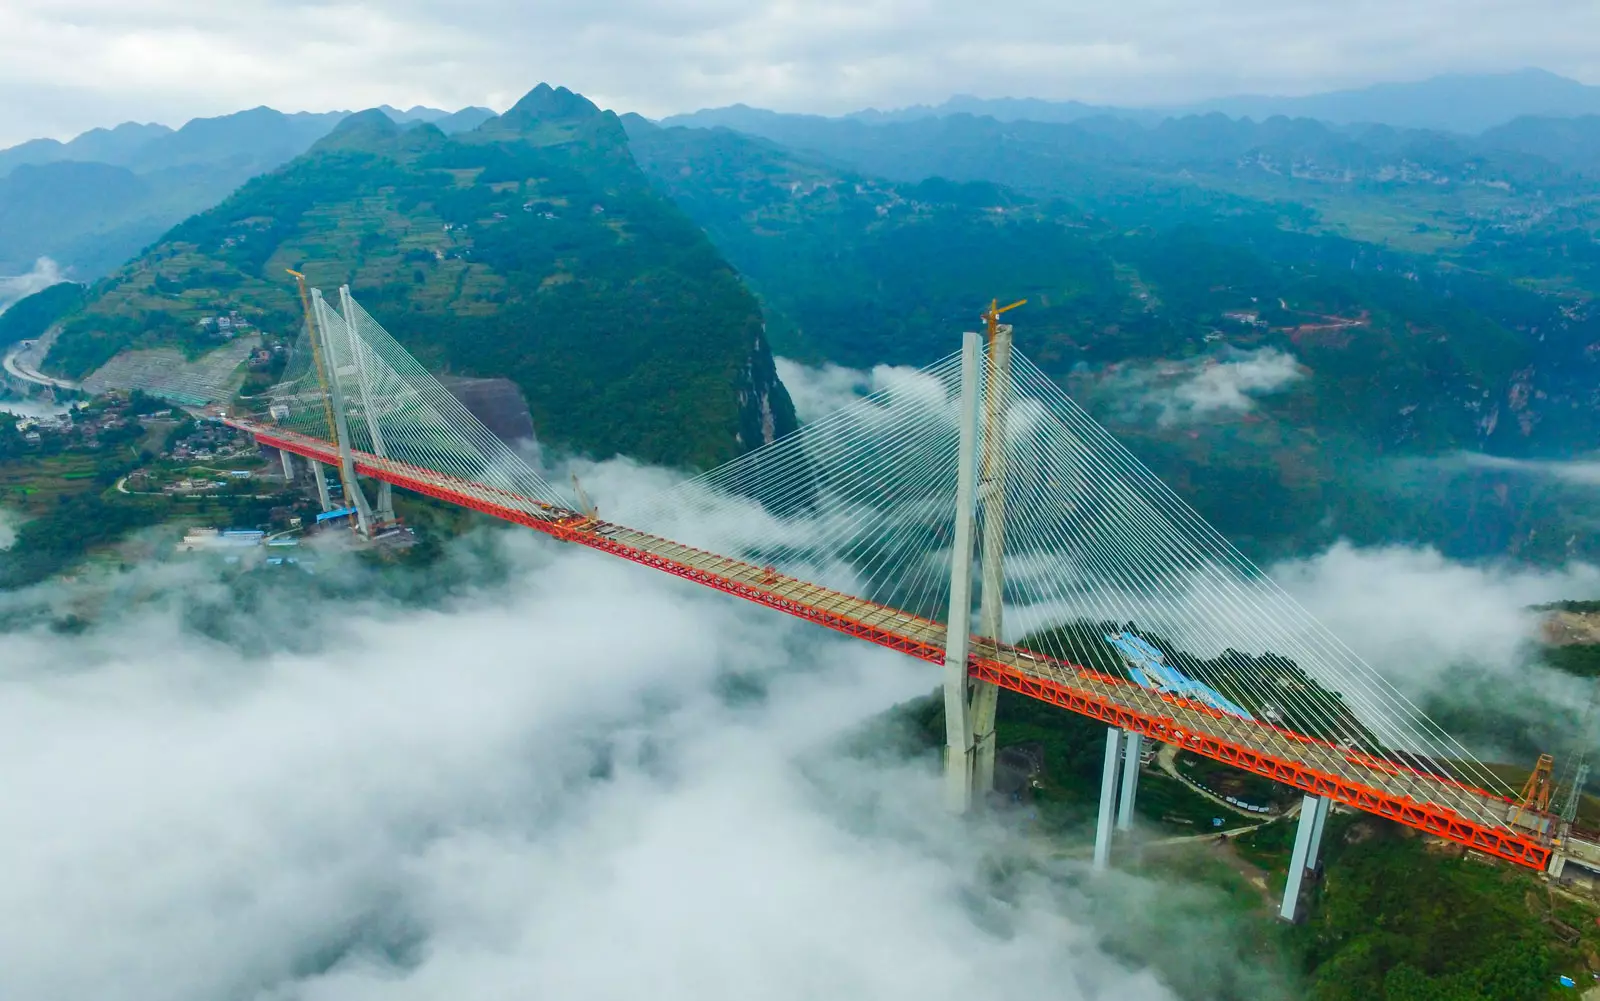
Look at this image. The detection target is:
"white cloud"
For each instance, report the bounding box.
[0,257,66,313]
[1267,542,1600,762]
[0,514,1220,1000]
[1104,348,1305,426]
[1449,451,1600,487]
[0,0,1597,144]
[1272,541,1600,685]
[775,356,934,423]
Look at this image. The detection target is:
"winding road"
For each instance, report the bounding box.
[3,340,77,391]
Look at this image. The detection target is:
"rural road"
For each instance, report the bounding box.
[3,341,77,390]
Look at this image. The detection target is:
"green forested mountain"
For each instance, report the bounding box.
[0,280,84,350]
[46,85,796,469]
[625,116,1600,561]
[652,108,1600,291]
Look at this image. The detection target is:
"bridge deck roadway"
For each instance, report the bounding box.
[236,420,1549,870]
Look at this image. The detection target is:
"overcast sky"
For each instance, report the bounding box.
[0,0,1596,145]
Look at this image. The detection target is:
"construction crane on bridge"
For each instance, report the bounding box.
[286,270,339,456]
[981,298,1026,338]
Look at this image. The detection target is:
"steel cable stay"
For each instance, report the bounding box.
[231,290,1543,866]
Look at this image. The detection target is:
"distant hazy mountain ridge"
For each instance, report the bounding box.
[667,69,1600,136]
[0,104,496,279]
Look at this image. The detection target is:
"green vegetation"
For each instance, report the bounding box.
[1269,816,1594,1000]
[0,490,160,589]
[1541,644,1600,678]
[0,280,85,349]
[868,683,1598,1000]
[0,109,354,278]
[1537,600,1600,614]
[0,393,299,589]
[625,117,1600,563]
[46,85,796,470]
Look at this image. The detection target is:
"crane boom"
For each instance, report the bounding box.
[287,269,339,445]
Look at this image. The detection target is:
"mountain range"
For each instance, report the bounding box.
[673,69,1600,136]
[7,72,1600,561]
[0,104,495,278]
[621,113,1600,561]
[10,69,1600,283]
[38,85,794,470]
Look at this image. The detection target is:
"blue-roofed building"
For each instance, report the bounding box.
[1105,631,1255,721]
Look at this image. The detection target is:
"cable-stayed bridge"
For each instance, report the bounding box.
[222,285,1562,920]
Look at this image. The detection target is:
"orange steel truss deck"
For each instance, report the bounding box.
[239,421,1550,870]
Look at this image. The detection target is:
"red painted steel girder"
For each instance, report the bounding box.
[241,422,1551,870]
[965,661,1548,869]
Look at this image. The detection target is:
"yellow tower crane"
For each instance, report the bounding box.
[981,298,1026,340]
[286,269,339,444]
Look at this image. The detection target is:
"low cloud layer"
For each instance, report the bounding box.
[0,257,65,313]
[2,522,1222,1000]
[1274,541,1600,682]
[1271,541,1600,761]
[8,379,1599,999]
[1103,349,1305,426]
[775,357,934,423]
[1451,451,1600,487]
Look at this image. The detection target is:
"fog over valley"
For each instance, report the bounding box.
[6,4,1600,996]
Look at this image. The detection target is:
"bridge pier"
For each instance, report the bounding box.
[1094,728,1123,869]
[1116,730,1143,832]
[313,459,332,511]
[279,448,295,480]
[1092,728,1145,869]
[1279,794,1330,922]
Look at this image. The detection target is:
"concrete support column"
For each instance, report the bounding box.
[279,448,295,480]
[1279,795,1323,922]
[313,460,332,512]
[1305,794,1330,875]
[1094,727,1124,871]
[375,482,394,526]
[970,684,998,800]
[1116,730,1143,832]
[940,330,982,814]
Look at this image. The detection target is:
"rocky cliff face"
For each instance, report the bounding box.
[734,327,798,452]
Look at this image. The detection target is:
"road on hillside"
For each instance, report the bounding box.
[3,341,78,390]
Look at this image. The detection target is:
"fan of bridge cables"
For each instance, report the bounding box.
[624,347,1518,816]
[260,291,565,508]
